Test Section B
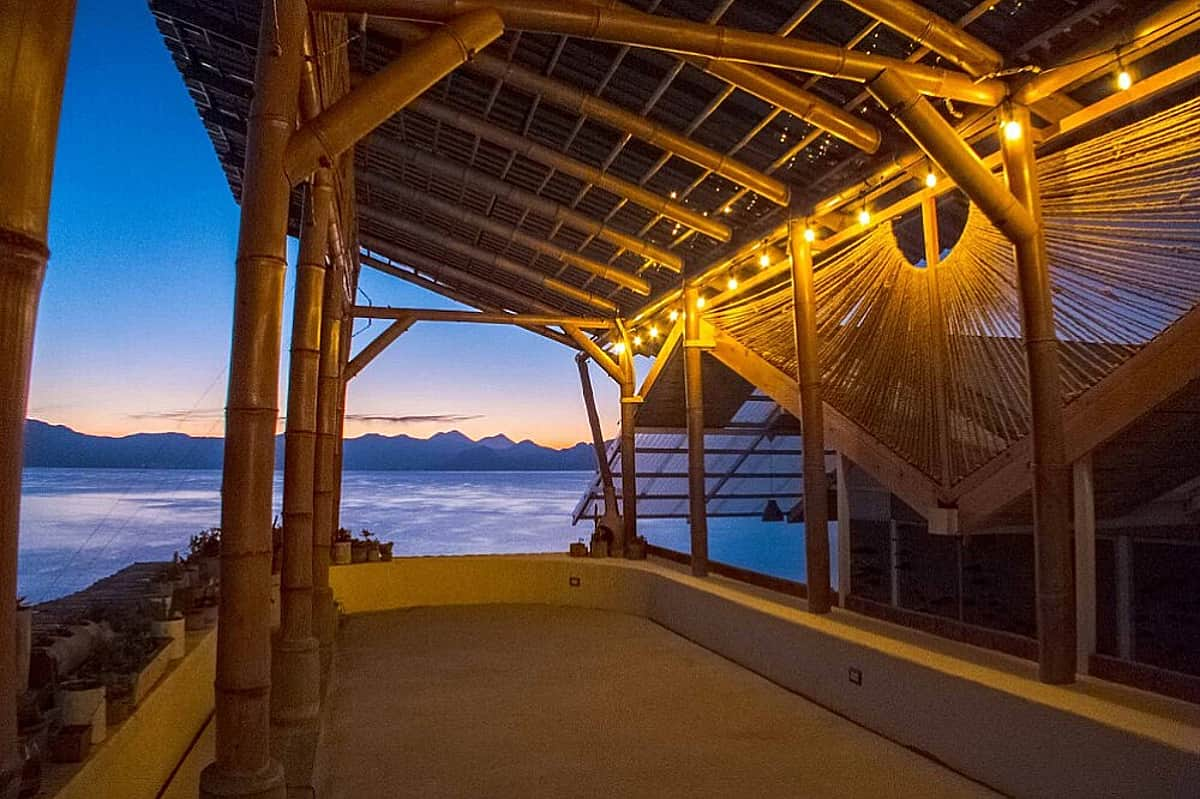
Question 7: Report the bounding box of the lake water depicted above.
[18,468,827,603]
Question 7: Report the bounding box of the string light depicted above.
[857,208,871,226]
[1002,119,1023,142]
[696,295,706,309]
[611,342,626,355]
[803,228,816,243]
[1116,67,1133,91]
[668,309,679,322]
[648,326,659,340]
[925,172,938,188]
[758,252,771,268]
[632,335,642,348]
[723,206,732,214]
[727,276,739,291]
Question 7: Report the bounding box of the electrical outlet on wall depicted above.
[569,576,581,587]
[848,667,863,686]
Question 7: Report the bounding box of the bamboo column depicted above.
[789,214,832,614]
[683,285,709,577]
[312,239,346,687]
[202,1,304,796]
[272,172,331,735]
[618,324,639,554]
[1000,105,1076,684]
[0,5,76,797]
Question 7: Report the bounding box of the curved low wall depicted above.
[330,554,1199,799]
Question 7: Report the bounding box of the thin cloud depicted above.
[344,414,484,425]
[128,408,225,422]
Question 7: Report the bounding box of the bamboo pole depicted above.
[0,3,76,794]
[842,0,1002,77]
[203,1,305,796]
[923,193,954,488]
[1000,104,1076,684]
[311,239,345,687]
[313,0,1006,105]
[683,284,709,577]
[575,353,621,536]
[789,214,831,614]
[617,322,638,554]
[271,172,332,735]
[343,316,414,381]
[285,10,504,182]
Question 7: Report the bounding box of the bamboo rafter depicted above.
[706,95,1200,486]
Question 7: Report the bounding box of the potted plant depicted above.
[201,586,219,628]
[379,541,394,562]
[188,527,221,582]
[333,528,352,565]
[363,529,380,562]
[149,600,186,661]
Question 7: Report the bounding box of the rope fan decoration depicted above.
[707,95,1200,487]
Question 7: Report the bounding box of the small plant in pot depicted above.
[349,530,369,564]
[148,599,186,660]
[333,528,352,565]
[362,529,380,562]
[188,527,221,582]
[379,540,394,562]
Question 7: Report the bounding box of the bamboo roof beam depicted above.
[374,18,793,202]
[408,97,733,242]
[360,252,577,348]
[370,139,683,270]
[314,0,1007,106]
[361,236,561,315]
[360,172,651,294]
[352,306,615,329]
[360,207,619,313]
[286,9,504,182]
[841,0,1002,78]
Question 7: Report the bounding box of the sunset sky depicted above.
[29,1,638,450]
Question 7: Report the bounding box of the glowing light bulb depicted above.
[803,228,816,243]
[925,172,938,188]
[723,206,732,214]
[696,295,706,309]
[668,309,679,322]
[1117,69,1133,91]
[1002,119,1023,142]
[758,252,771,268]
[727,276,739,291]
[669,190,677,199]
[633,336,642,347]
[612,342,625,355]
[857,208,871,226]
[648,326,659,340]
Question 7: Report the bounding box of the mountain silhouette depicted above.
[22,419,596,471]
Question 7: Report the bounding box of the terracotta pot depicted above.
[333,541,352,565]
[366,542,380,562]
[350,543,368,564]
[152,617,187,660]
[379,542,394,562]
[203,601,219,628]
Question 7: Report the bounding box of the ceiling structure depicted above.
[150,0,1200,530]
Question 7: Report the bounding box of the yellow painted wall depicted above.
[50,628,216,799]
[331,554,1200,798]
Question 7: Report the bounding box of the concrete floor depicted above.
[319,605,997,798]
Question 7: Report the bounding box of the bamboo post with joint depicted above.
[204,1,306,796]
[271,171,332,738]
[789,213,832,614]
[312,237,346,687]
[1000,103,1076,684]
[922,192,954,489]
[0,4,76,794]
[616,320,639,554]
[683,284,709,577]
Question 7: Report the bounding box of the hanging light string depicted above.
[705,95,1200,487]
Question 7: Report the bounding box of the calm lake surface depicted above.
[18,468,826,603]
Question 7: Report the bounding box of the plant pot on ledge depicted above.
[350,541,368,564]
[379,542,394,562]
[333,528,352,565]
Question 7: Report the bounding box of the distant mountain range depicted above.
[22,419,597,471]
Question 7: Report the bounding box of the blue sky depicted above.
[29,0,630,448]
